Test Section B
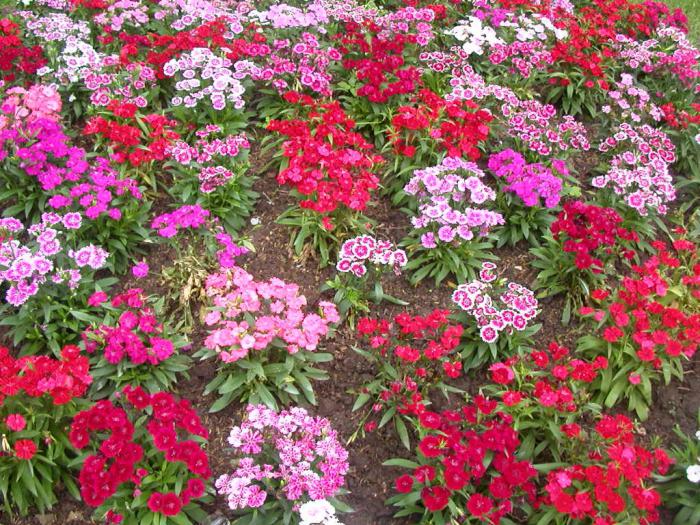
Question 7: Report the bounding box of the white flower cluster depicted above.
[446,16,504,55]
[499,13,567,42]
[299,500,344,525]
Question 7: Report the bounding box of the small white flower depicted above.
[250,217,261,226]
[695,430,700,440]
[299,500,335,524]
[687,464,700,483]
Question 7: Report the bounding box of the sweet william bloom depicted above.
[687,464,700,483]
[467,493,493,517]
[395,475,414,493]
[132,262,149,279]
[14,439,37,460]
[5,413,26,431]
[489,363,515,384]
[421,486,450,511]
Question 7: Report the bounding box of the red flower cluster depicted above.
[356,310,463,431]
[69,387,209,514]
[490,342,608,415]
[0,18,46,83]
[542,414,672,524]
[395,403,536,523]
[0,344,92,405]
[581,238,700,365]
[551,200,638,271]
[84,110,179,167]
[335,22,423,103]
[546,0,683,77]
[660,102,700,129]
[388,89,492,159]
[268,94,382,214]
[83,288,176,366]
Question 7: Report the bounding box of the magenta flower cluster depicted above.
[488,149,566,208]
[403,157,504,249]
[82,289,176,366]
[215,404,349,510]
[336,235,407,277]
[0,87,142,219]
[150,205,211,238]
[203,267,340,363]
[451,262,539,344]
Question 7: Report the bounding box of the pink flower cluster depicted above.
[163,48,245,111]
[0,84,61,125]
[336,235,407,277]
[215,231,248,269]
[84,60,156,109]
[488,149,566,208]
[614,26,700,85]
[215,404,349,510]
[150,205,211,238]
[167,127,250,193]
[451,263,539,343]
[595,124,676,215]
[203,267,339,363]
[82,289,176,366]
[232,31,341,95]
[403,157,504,249]
[0,213,108,306]
[601,74,662,123]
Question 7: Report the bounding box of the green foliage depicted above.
[197,346,333,412]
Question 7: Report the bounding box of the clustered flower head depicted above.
[69,388,209,517]
[0,214,108,306]
[0,344,91,407]
[404,157,504,249]
[394,402,537,522]
[542,414,672,523]
[163,47,246,111]
[268,94,382,216]
[488,148,566,208]
[356,309,464,425]
[451,262,539,343]
[579,239,700,370]
[82,288,176,366]
[167,127,250,193]
[0,84,61,123]
[203,267,339,363]
[489,342,609,415]
[388,89,493,159]
[595,123,676,215]
[0,86,143,218]
[216,404,349,510]
[601,74,662,123]
[150,204,210,238]
[551,200,639,272]
[336,235,407,277]
[0,344,92,461]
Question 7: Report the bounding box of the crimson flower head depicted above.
[395,474,414,494]
[421,485,450,511]
[14,439,37,460]
[467,493,494,517]
[489,363,515,385]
